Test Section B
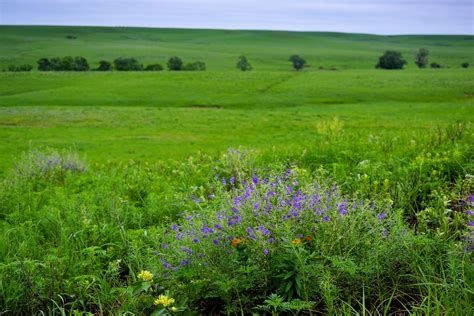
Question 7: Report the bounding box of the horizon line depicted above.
[1,23,473,37]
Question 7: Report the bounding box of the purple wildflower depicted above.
[222,177,226,186]
[247,226,256,239]
[263,249,269,256]
[230,176,235,185]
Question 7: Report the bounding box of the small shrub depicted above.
[376,50,406,69]
[167,56,183,71]
[461,62,469,68]
[415,48,429,68]
[289,55,306,70]
[96,60,112,71]
[7,64,32,72]
[144,64,164,71]
[236,55,252,71]
[430,62,442,69]
[183,61,206,71]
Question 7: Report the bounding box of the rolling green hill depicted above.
[0,25,473,70]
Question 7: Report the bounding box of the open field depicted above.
[0,26,473,314]
[0,69,473,173]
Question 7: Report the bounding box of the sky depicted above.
[0,0,473,35]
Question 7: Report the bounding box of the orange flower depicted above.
[231,238,244,248]
[305,235,314,242]
[292,238,302,246]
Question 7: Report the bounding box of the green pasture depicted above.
[0,69,473,173]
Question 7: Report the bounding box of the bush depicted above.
[37,58,52,71]
[289,55,306,70]
[415,48,429,68]
[183,61,206,71]
[6,64,33,72]
[96,60,112,71]
[236,55,252,71]
[113,57,143,71]
[167,56,183,71]
[430,62,442,69]
[461,62,469,68]
[376,50,406,69]
[144,64,164,71]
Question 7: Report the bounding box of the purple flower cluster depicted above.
[157,171,392,272]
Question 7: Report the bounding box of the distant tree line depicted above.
[2,52,471,72]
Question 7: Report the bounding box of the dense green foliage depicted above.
[113,57,143,71]
[96,60,112,71]
[415,48,429,68]
[4,64,32,72]
[236,55,252,71]
[0,26,473,314]
[289,55,306,70]
[182,61,206,71]
[37,56,90,71]
[376,51,407,70]
[167,56,183,71]
[145,64,164,71]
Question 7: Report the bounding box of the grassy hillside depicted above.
[0,25,473,70]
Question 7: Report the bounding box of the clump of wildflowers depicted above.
[137,270,154,282]
[156,169,393,274]
[154,294,176,307]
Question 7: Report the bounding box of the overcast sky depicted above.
[1,0,473,35]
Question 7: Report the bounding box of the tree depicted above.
[167,56,183,71]
[97,60,112,71]
[74,56,89,71]
[145,64,164,71]
[236,55,252,71]
[375,51,406,70]
[37,58,52,71]
[289,55,306,71]
[114,57,142,71]
[461,62,469,68]
[415,48,429,68]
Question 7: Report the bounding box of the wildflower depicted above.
[292,238,302,246]
[247,226,256,239]
[154,294,175,307]
[171,306,177,312]
[137,270,153,282]
[305,235,314,242]
[230,176,235,185]
[231,238,244,247]
[263,249,269,256]
[221,177,226,186]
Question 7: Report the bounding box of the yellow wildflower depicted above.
[171,306,177,312]
[154,294,175,307]
[292,238,302,246]
[137,270,153,282]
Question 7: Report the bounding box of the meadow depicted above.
[0,26,473,315]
